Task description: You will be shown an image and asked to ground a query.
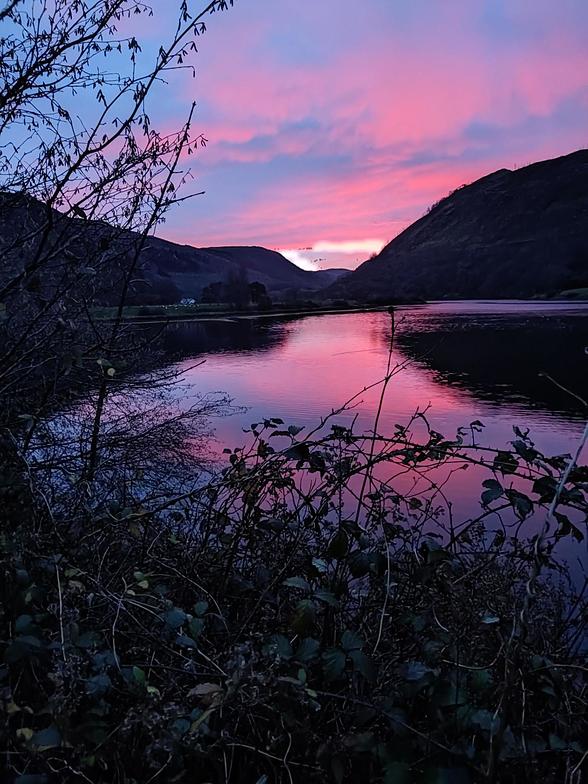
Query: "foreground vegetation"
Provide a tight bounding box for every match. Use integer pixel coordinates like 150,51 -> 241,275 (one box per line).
1,2 -> 586,782
2,380 -> 587,783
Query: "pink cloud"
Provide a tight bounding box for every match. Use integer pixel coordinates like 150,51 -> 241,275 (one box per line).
154,0 -> 588,263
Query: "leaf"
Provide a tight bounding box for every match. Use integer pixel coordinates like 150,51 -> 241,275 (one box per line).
342,732 -> 375,752
4,640 -> 37,663
290,600 -> 316,636
176,634 -> 198,649
267,634 -> 293,660
311,557 -> 328,574
283,576 -> 310,591
132,666 -> 146,685
295,637 -> 320,662
285,444 -> 309,462
481,478 -> 503,506
469,709 -> 500,734
533,475 -> 558,502
505,489 -> 533,519
331,755 -> 346,784
554,512 -> 584,542
423,768 -> 470,784
164,607 -> 187,629
322,647 -> 346,681
432,680 -> 468,708
75,630 -> 101,648
14,634 -> 43,648
326,528 -> 349,559
383,762 -> 411,784
402,661 -> 433,682
288,425 -> 304,436
86,673 -> 111,696
314,590 -> 339,607
15,568 -> 30,585
16,727 -> 34,741
493,451 -> 518,475
341,629 -> 363,652
512,439 -> 539,462
15,614 -> 34,633
194,601 -> 209,616
548,733 -> 570,751
349,649 -> 377,682
470,669 -> 494,692
31,724 -> 61,749
348,550 -> 371,577
189,618 -> 204,639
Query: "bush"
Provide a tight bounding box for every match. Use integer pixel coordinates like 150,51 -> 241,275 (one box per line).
2,409 -> 586,783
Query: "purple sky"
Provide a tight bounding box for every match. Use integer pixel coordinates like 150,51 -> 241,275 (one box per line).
144,0 -> 588,269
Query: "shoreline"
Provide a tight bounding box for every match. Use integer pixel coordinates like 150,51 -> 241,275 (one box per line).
95,303 -> 393,324
95,296 -> 588,325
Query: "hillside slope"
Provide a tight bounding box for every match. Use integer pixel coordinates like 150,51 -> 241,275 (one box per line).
0,193 -> 343,304
136,240 -> 330,302
327,149 -> 588,301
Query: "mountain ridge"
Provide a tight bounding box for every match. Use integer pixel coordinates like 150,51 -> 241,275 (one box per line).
0,192 -> 347,305
326,149 -> 588,301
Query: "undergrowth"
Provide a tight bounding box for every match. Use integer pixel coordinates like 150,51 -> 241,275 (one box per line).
2,410 -> 587,783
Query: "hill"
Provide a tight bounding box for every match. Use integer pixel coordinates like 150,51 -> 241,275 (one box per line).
0,192 -> 346,305
327,150 -> 588,301
137,240 -> 346,303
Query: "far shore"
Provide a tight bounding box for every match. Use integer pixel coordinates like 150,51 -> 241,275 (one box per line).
95,303 -> 394,324
93,294 -> 588,325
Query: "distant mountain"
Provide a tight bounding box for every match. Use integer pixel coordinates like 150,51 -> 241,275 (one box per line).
327,150 -> 588,301
0,192 -> 344,304
312,268 -> 349,287
136,240 -> 343,302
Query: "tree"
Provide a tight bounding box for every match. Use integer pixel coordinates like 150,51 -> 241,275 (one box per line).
248,280 -> 267,303
225,265 -> 249,307
201,280 -> 225,303
0,0 -> 235,482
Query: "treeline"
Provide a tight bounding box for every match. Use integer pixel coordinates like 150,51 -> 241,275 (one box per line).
201,270 -> 272,309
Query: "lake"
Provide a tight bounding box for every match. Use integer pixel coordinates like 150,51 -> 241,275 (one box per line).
162,300 -> 587,459
153,300 -> 588,578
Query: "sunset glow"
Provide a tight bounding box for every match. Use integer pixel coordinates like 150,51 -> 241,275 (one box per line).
145,1 -> 588,267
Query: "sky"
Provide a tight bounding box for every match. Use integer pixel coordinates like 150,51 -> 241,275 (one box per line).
143,0 -> 588,270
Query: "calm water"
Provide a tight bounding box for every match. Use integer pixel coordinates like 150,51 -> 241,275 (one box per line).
163,301 -> 588,459
155,300 -> 588,578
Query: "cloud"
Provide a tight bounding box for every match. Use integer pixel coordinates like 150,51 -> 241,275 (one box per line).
151,0 -> 588,266
313,240 -> 386,255
279,249 -> 318,271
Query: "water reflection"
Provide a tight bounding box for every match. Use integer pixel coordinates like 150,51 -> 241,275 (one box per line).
153,302 -> 587,458
137,302 -> 588,580
394,301 -> 588,420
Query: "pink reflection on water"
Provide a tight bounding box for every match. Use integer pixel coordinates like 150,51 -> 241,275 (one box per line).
167,306 -> 586,576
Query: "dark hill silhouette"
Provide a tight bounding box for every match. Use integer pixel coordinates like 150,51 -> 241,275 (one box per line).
135,240 -> 335,302
327,149 -> 588,301
0,192 -> 347,305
